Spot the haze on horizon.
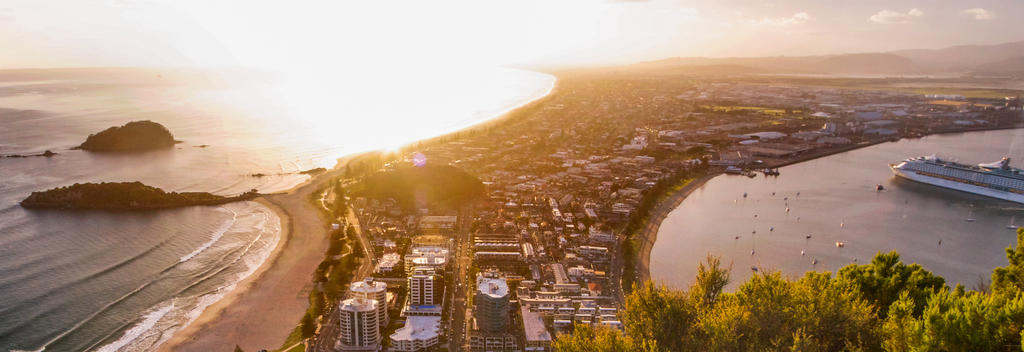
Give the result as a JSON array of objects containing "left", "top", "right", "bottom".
[{"left": 2, "top": 0, "right": 1022, "bottom": 73}]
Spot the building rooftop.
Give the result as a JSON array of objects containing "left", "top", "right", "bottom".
[
  {"left": 340, "top": 298, "right": 377, "bottom": 312},
  {"left": 350, "top": 278, "right": 387, "bottom": 293},
  {"left": 476, "top": 276, "right": 509, "bottom": 299},
  {"left": 390, "top": 316, "right": 441, "bottom": 341},
  {"left": 521, "top": 305, "right": 553, "bottom": 343}
]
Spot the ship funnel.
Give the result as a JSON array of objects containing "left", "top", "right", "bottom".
[{"left": 979, "top": 157, "right": 1011, "bottom": 169}]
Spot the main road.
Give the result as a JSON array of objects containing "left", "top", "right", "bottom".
[{"left": 449, "top": 207, "right": 474, "bottom": 351}]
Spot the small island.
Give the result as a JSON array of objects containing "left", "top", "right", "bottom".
[
  {"left": 78, "top": 120, "right": 179, "bottom": 152},
  {"left": 21, "top": 182, "right": 258, "bottom": 210}
]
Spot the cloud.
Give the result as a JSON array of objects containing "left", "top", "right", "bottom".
[
  {"left": 754, "top": 12, "right": 811, "bottom": 27},
  {"left": 869, "top": 8, "right": 923, "bottom": 24},
  {"left": 960, "top": 8, "right": 994, "bottom": 20}
]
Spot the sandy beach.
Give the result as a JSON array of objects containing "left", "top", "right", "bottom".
[
  {"left": 634, "top": 174, "right": 718, "bottom": 284},
  {"left": 158, "top": 155, "right": 357, "bottom": 352}
]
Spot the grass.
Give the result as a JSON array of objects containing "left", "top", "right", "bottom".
[
  {"left": 277, "top": 326, "right": 304, "bottom": 351},
  {"left": 904, "top": 87, "right": 1019, "bottom": 100},
  {"left": 928, "top": 100, "right": 994, "bottom": 108},
  {"left": 700, "top": 105, "right": 801, "bottom": 116},
  {"left": 283, "top": 342, "right": 306, "bottom": 352}
]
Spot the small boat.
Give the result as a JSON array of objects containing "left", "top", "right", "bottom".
[
  {"left": 750, "top": 250, "right": 756, "bottom": 256},
  {"left": 769, "top": 226, "right": 774, "bottom": 232},
  {"left": 734, "top": 235, "right": 740, "bottom": 240},
  {"left": 753, "top": 214, "right": 758, "bottom": 218},
  {"left": 812, "top": 258, "right": 818, "bottom": 265},
  {"left": 876, "top": 184, "right": 885, "bottom": 191},
  {"left": 965, "top": 208, "right": 976, "bottom": 222},
  {"left": 840, "top": 222, "right": 845, "bottom": 228},
  {"left": 1008, "top": 216, "right": 1018, "bottom": 229},
  {"left": 786, "top": 207, "right": 790, "bottom": 212},
  {"left": 800, "top": 250, "right": 805, "bottom": 256},
  {"left": 751, "top": 266, "right": 759, "bottom": 272},
  {"left": 835, "top": 241, "right": 845, "bottom": 248},
  {"left": 805, "top": 234, "right": 812, "bottom": 239},
  {"left": 743, "top": 192, "right": 748, "bottom": 198}
]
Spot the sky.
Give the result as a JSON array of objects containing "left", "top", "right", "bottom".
[{"left": 0, "top": 0, "right": 1022, "bottom": 70}]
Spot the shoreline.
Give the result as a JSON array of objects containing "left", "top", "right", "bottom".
[
  {"left": 156, "top": 76, "right": 559, "bottom": 351},
  {"left": 152, "top": 197, "right": 291, "bottom": 350},
  {"left": 635, "top": 125, "right": 1024, "bottom": 285}
]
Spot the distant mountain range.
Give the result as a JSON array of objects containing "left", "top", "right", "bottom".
[{"left": 628, "top": 40, "right": 1024, "bottom": 75}]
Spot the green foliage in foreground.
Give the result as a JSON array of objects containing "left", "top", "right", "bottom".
[{"left": 555, "top": 232, "right": 1024, "bottom": 352}]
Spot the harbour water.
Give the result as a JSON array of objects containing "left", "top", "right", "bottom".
[
  {"left": 0, "top": 67, "right": 555, "bottom": 351},
  {"left": 651, "top": 129, "right": 1024, "bottom": 291}
]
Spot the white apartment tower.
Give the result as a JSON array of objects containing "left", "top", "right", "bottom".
[
  {"left": 336, "top": 298, "right": 381, "bottom": 351},
  {"left": 350, "top": 277, "right": 389, "bottom": 327},
  {"left": 408, "top": 267, "right": 440, "bottom": 306}
]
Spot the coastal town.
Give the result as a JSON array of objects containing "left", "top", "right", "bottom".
[{"left": 305, "top": 72, "right": 1023, "bottom": 352}]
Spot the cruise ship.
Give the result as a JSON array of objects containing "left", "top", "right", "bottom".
[{"left": 890, "top": 156, "right": 1024, "bottom": 204}]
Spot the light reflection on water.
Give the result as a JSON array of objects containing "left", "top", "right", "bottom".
[{"left": 0, "top": 67, "right": 554, "bottom": 351}]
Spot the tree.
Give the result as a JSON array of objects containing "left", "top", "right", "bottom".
[
  {"left": 551, "top": 324, "right": 649, "bottom": 352},
  {"left": 689, "top": 254, "right": 730, "bottom": 307},
  {"left": 881, "top": 292, "right": 922, "bottom": 352},
  {"left": 836, "top": 251, "right": 945, "bottom": 318},
  {"left": 993, "top": 230, "right": 1024, "bottom": 296},
  {"left": 234, "top": 345, "right": 244, "bottom": 352},
  {"left": 300, "top": 312, "right": 316, "bottom": 338},
  {"left": 622, "top": 282, "right": 693, "bottom": 352}
]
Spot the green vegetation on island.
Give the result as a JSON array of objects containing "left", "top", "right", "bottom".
[
  {"left": 20, "top": 182, "right": 258, "bottom": 210},
  {"left": 554, "top": 231, "right": 1024, "bottom": 352},
  {"left": 300, "top": 167, "right": 327, "bottom": 175},
  {"left": 353, "top": 164, "right": 484, "bottom": 210},
  {"left": 78, "top": 120, "right": 178, "bottom": 152}
]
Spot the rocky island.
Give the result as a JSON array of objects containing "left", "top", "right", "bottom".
[
  {"left": 78, "top": 120, "right": 179, "bottom": 152},
  {"left": 21, "top": 182, "right": 258, "bottom": 210}
]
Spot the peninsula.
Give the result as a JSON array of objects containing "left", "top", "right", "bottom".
[
  {"left": 20, "top": 182, "right": 258, "bottom": 210},
  {"left": 78, "top": 120, "right": 178, "bottom": 152}
]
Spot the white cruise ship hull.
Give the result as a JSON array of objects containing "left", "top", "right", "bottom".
[{"left": 891, "top": 166, "right": 1024, "bottom": 204}]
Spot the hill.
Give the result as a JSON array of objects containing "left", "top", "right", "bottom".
[
  {"left": 623, "top": 40, "right": 1024, "bottom": 75},
  {"left": 78, "top": 120, "right": 178, "bottom": 152},
  {"left": 892, "top": 40, "right": 1024, "bottom": 72},
  {"left": 21, "top": 182, "right": 258, "bottom": 210},
  {"left": 355, "top": 164, "right": 484, "bottom": 210},
  {"left": 814, "top": 53, "right": 919, "bottom": 74}
]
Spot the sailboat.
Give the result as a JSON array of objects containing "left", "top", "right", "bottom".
[{"left": 1008, "top": 215, "right": 1018, "bottom": 229}]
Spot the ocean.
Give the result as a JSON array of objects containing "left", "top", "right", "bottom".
[
  {"left": 0, "top": 67, "right": 555, "bottom": 351},
  {"left": 651, "top": 129, "right": 1024, "bottom": 291}
]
